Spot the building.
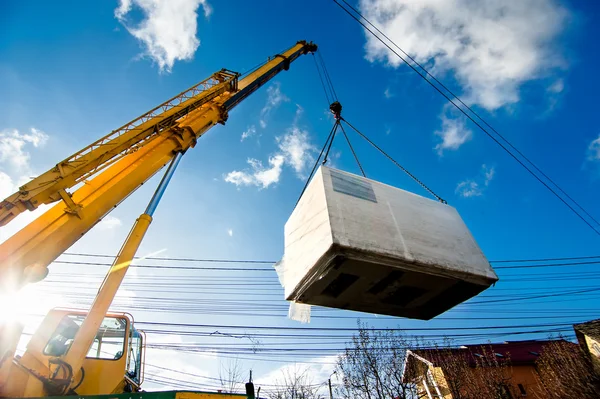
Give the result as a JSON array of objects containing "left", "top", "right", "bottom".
[
  {"left": 574, "top": 318, "right": 600, "bottom": 375},
  {"left": 402, "top": 340, "right": 571, "bottom": 399}
]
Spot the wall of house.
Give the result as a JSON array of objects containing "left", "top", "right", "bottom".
[
  {"left": 419, "top": 364, "right": 544, "bottom": 399},
  {"left": 583, "top": 334, "right": 600, "bottom": 375},
  {"left": 509, "top": 365, "right": 544, "bottom": 397}
]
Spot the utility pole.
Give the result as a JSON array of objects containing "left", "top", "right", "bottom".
[{"left": 328, "top": 378, "right": 333, "bottom": 399}]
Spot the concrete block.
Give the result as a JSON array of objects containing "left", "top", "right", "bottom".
[{"left": 277, "top": 166, "right": 498, "bottom": 320}]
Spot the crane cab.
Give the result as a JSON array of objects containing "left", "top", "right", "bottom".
[{"left": 2, "top": 309, "right": 144, "bottom": 397}]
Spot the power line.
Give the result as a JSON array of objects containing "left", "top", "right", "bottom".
[
  {"left": 332, "top": 0, "right": 600, "bottom": 237},
  {"left": 336, "top": 0, "right": 600, "bottom": 232},
  {"left": 61, "top": 252, "right": 276, "bottom": 264},
  {"left": 135, "top": 320, "right": 580, "bottom": 332},
  {"left": 59, "top": 252, "right": 600, "bottom": 268},
  {"left": 468, "top": 287, "right": 600, "bottom": 305},
  {"left": 52, "top": 260, "right": 274, "bottom": 271}
]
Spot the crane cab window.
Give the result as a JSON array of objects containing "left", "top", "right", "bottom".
[
  {"left": 127, "top": 327, "right": 143, "bottom": 383},
  {"left": 44, "top": 314, "right": 127, "bottom": 360}
]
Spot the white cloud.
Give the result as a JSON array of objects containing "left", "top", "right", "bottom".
[
  {"left": 0, "top": 128, "right": 48, "bottom": 172},
  {"left": 98, "top": 215, "right": 122, "bottom": 230},
  {"left": 225, "top": 114, "right": 315, "bottom": 189},
  {"left": 360, "top": 0, "right": 568, "bottom": 111},
  {"left": 115, "top": 0, "right": 211, "bottom": 73},
  {"left": 240, "top": 125, "right": 257, "bottom": 142},
  {"left": 0, "top": 128, "right": 50, "bottom": 244},
  {"left": 227, "top": 228, "right": 233, "bottom": 237},
  {"left": 256, "top": 356, "right": 338, "bottom": 398},
  {"left": 276, "top": 127, "right": 315, "bottom": 175},
  {"left": 548, "top": 78, "right": 564, "bottom": 94},
  {"left": 483, "top": 164, "right": 495, "bottom": 186},
  {"left": 0, "top": 171, "right": 15, "bottom": 201},
  {"left": 588, "top": 134, "right": 600, "bottom": 162},
  {"left": 259, "top": 82, "right": 289, "bottom": 128},
  {"left": 384, "top": 87, "right": 394, "bottom": 99},
  {"left": 456, "top": 180, "right": 482, "bottom": 198},
  {"left": 542, "top": 78, "right": 566, "bottom": 115},
  {"left": 224, "top": 155, "right": 285, "bottom": 189},
  {"left": 434, "top": 113, "right": 472, "bottom": 155},
  {"left": 456, "top": 164, "right": 496, "bottom": 198}
]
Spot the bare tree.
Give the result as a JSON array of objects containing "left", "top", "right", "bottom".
[
  {"left": 335, "top": 321, "right": 423, "bottom": 399},
  {"left": 534, "top": 340, "right": 600, "bottom": 399},
  {"left": 336, "top": 323, "right": 524, "bottom": 399},
  {"left": 267, "top": 365, "right": 325, "bottom": 399},
  {"left": 218, "top": 358, "right": 243, "bottom": 394},
  {"left": 411, "top": 342, "right": 520, "bottom": 399}
]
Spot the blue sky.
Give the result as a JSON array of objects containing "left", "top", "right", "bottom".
[{"left": 2, "top": 0, "right": 600, "bottom": 394}]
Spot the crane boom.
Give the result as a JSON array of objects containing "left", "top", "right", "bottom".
[
  {"left": 0, "top": 40, "right": 317, "bottom": 288},
  {"left": 0, "top": 40, "right": 316, "bottom": 399},
  {"left": 0, "top": 70, "right": 239, "bottom": 227}
]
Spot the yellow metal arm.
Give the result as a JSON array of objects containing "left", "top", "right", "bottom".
[
  {"left": 0, "top": 70, "right": 238, "bottom": 227},
  {"left": 0, "top": 40, "right": 317, "bottom": 288},
  {"left": 59, "top": 151, "right": 183, "bottom": 393}
]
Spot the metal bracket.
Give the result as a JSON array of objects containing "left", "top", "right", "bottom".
[
  {"left": 274, "top": 54, "right": 290, "bottom": 70},
  {"left": 58, "top": 189, "right": 83, "bottom": 218}
]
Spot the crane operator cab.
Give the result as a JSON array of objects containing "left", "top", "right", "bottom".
[{"left": 3, "top": 309, "right": 144, "bottom": 396}]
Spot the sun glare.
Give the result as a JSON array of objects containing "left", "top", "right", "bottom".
[{"left": 0, "top": 284, "right": 56, "bottom": 324}]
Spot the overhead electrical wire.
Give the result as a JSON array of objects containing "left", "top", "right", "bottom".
[
  {"left": 332, "top": 1, "right": 600, "bottom": 233},
  {"left": 61, "top": 252, "right": 276, "bottom": 264},
  {"left": 55, "top": 252, "right": 600, "bottom": 271},
  {"left": 332, "top": 0, "right": 600, "bottom": 237},
  {"left": 59, "top": 252, "right": 600, "bottom": 265},
  {"left": 134, "top": 320, "right": 583, "bottom": 332},
  {"left": 491, "top": 254, "right": 600, "bottom": 263}
]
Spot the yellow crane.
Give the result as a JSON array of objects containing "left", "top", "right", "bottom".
[{"left": 0, "top": 40, "right": 317, "bottom": 398}]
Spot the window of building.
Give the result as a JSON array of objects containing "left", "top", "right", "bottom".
[
  {"left": 44, "top": 314, "right": 127, "bottom": 360},
  {"left": 518, "top": 383, "right": 527, "bottom": 396},
  {"left": 495, "top": 353, "right": 504, "bottom": 358},
  {"left": 528, "top": 351, "right": 539, "bottom": 356}
]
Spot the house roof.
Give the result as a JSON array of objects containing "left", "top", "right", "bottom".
[
  {"left": 413, "top": 339, "right": 571, "bottom": 367},
  {"left": 574, "top": 319, "right": 600, "bottom": 342}
]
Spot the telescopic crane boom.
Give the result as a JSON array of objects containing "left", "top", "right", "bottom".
[
  {"left": 0, "top": 40, "right": 317, "bottom": 398},
  {"left": 0, "top": 40, "right": 317, "bottom": 289}
]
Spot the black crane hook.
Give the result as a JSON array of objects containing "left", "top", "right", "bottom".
[{"left": 329, "top": 101, "right": 342, "bottom": 120}]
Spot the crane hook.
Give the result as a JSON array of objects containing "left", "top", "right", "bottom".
[{"left": 329, "top": 101, "right": 342, "bottom": 120}]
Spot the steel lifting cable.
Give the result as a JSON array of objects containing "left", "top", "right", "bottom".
[
  {"left": 294, "top": 122, "right": 339, "bottom": 207},
  {"left": 342, "top": 117, "right": 447, "bottom": 204},
  {"left": 313, "top": 52, "right": 366, "bottom": 176},
  {"left": 309, "top": 48, "right": 442, "bottom": 202},
  {"left": 312, "top": 53, "right": 332, "bottom": 104},
  {"left": 339, "top": 122, "right": 366, "bottom": 177},
  {"left": 322, "top": 120, "right": 339, "bottom": 165},
  {"left": 317, "top": 51, "right": 339, "bottom": 101}
]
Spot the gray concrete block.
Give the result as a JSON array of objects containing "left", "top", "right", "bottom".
[{"left": 277, "top": 166, "right": 498, "bottom": 320}]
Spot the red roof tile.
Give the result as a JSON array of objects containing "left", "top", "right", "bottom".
[{"left": 415, "top": 339, "right": 574, "bottom": 366}]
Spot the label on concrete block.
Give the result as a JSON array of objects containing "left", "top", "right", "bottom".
[{"left": 331, "top": 169, "right": 377, "bottom": 203}]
